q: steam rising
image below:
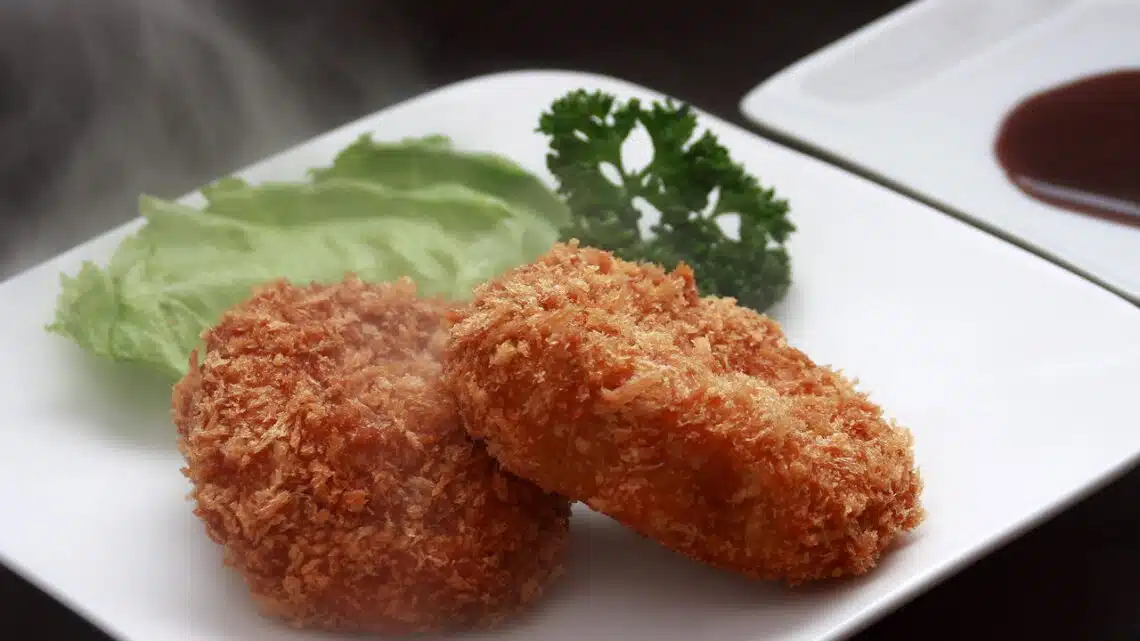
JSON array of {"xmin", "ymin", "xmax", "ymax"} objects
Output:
[{"xmin": 0, "ymin": 0, "xmax": 430, "ymax": 277}]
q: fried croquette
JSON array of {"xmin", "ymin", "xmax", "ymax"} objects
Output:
[
  {"xmin": 443, "ymin": 242, "xmax": 924, "ymax": 585},
  {"xmin": 171, "ymin": 276, "xmax": 570, "ymax": 633}
]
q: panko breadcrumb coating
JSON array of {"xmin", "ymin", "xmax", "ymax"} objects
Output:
[
  {"xmin": 443, "ymin": 242, "xmax": 924, "ymax": 584},
  {"xmin": 171, "ymin": 277, "xmax": 570, "ymax": 633}
]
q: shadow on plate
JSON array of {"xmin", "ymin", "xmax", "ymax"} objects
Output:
[
  {"xmin": 461, "ymin": 509, "xmax": 864, "ymax": 641},
  {"xmin": 146, "ymin": 497, "xmax": 274, "ymax": 638},
  {"xmin": 55, "ymin": 350, "xmax": 180, "ymax": 453}
]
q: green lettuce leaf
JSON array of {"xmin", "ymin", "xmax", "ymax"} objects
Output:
[
  {"xmin": 308, "ymin": 134, "xmax": 570, "ymax": 227},
  {"xmin": 47, "ymin": 136, "xmax": 565, "ymax": 379}
]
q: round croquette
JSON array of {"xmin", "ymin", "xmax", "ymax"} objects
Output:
[{"xmin": 172, "ymin": 276, "xmax": 570, "ymax": 633}]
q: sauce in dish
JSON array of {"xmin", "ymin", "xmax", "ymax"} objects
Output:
[{"xmin": 994, "ymin": 69, "xmax": 1140, "ymax": 227}]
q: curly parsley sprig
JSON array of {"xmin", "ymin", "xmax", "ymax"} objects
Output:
[{"xmin": 537, "ymin": 89, "xmax": 795, "ymax": 311}]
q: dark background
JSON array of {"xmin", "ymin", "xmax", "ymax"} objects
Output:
[{"xmin": 3, "ymin": 1, "xmax": 1139, "ymax": 639}]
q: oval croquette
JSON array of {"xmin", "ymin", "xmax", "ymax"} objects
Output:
[{"xmin": 443, "ymin": 242, "xmax": 924, "ymax": 585}]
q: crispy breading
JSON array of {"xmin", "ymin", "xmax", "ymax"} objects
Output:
[
  {"xmin": 443, "ymin": 241, "xmax": 924, "ymax": 584},
  {"xmin": 171, "ymin": 276, "xmax": 570, "ymax": 633}
]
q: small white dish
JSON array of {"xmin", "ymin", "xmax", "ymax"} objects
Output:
[
  {"xmin": 2, "ymin": 69, "xmax": 1140, "ymax": 641},
  {"xmin": 739, "ymin": 0, "xmax": 1140, "ymax": 301}
]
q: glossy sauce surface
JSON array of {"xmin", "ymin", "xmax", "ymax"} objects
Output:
[{"xmin": 994, "ymin": 69, "xmax": 1140, "ymax": 226}]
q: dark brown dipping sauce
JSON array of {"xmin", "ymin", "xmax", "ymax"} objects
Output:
[{"xmin": 994, "ymin": 69, "xmax": 1140, "ymax": 227}]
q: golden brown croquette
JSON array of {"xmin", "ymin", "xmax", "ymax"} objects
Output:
[
  {"xmin": 443, "ymin": 242, "xmax": 924, "ymax": 585},
  {"xmin": 172, "ymin": 276, "xmax": 570, "ymax": 633}
]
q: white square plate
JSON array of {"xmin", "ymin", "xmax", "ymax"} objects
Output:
[
  {"xmin": 739, "ymin": 0, "xmax": 1140, "ymax": 301},
  {"xmin": 2, "ymin": 69, "xmax": 1140, "ymax": 641}
]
